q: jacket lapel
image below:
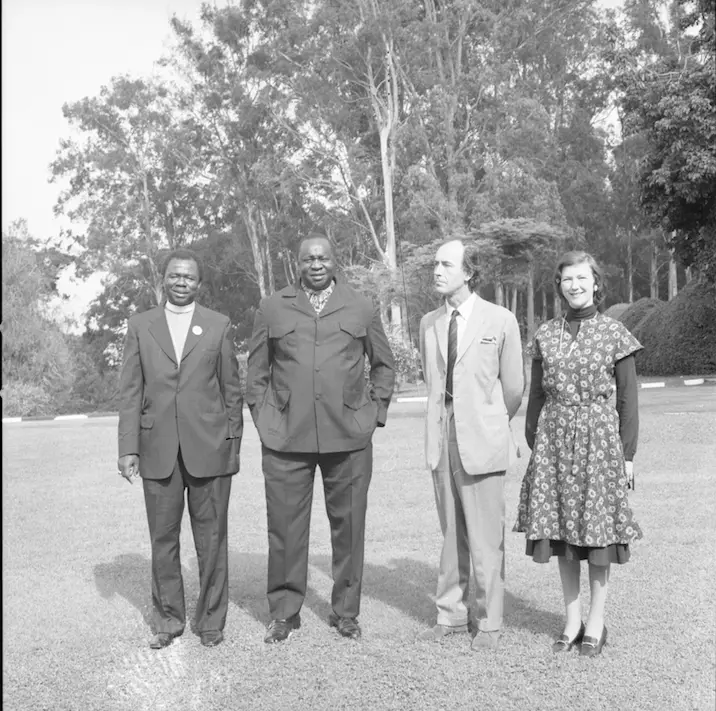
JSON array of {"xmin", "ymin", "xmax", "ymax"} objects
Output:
[
  {"xmin": 434, "ymin": 306, "xmax": 448, "ymax": 366},
  {"xmin": 181, "ymin": 305, "xmax": 208, "ymax": 362},
  {"xmin": 284, "ymin": 284, "xmax": 317, "ymax": 319},
  {"xmin": 319, "ymin": 282, "xmax": 347, "ymax": 318},
  {"xmin": 457, "ymin": 296, "xmax": 485, "ymax": 362},
  {"xmin": 149, "ymin": 309, "xmax": 177, "ymax": 365}
]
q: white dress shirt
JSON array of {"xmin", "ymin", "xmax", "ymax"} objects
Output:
[
  {"xmin": 164, "ymin": 301, "xmax": 196, "ymax": 362},
  {"xmin": 445, "ymin": 292, "xmax": 477, "ymax": 348}
]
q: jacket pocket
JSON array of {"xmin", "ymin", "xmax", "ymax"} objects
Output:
[
  {"xmin": 269, "ymin": 322, "xmax": 297, "ymax": 339},
  {"xmin": 269, "ymin": 388, "xmax": 291, "ymax": 411},
  {"xmin": 343, "ymin": 385, "xmax": 371, "ymax": 410},
  {"xmin": 340, "ymin": 322, "xmax": 367, "ymax": 339}
]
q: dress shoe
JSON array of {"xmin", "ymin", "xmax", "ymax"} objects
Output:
[
  {"xmin": 264, "ymin": 614, "xmax": 301, "ymax": 644},
  {"xmin": 200, "ymin": 630, "xmax": 224, "ymax": 647},
  {"xmin": 416, "ymin": 623, "xmax": 469, "ymax": 642},
  {"xmin": 580, "ymin": 625, "xmax": 608, "ymax": 657},
  {"xmin": 149, "ymin": 632, "xmax": 178, "ymax": 649},
  {"xmin": 470, "ymin": 630, "xmax": 502, "ymax": 651},
  {"xmin": 552, "ymin": 622, "xmax": 585, "ymax": 653},
  {"xmin": 329, "ymin": 614, "xmax": 361, "ymax": 640}
]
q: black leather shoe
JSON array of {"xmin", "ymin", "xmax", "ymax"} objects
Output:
[
  {"xmin": 200, "ymin": 630, "xmax": 224, "ymax": 647},
  {"xmin": 580, "ymin": 625, "xmax": 607, "ymax": 657},
  {"xmin": 149, "ymin": 632, "xmax": 178, "ymax": 649},
  {"xmin": 552, "ymin": 622, "xmax": 585, "ymax": 653},
  {"xmin": 329, "ymin": 614, "xmax": 361, "ymax": 640},
  {"xmin": 264, "ymin": 614, "xmax": 301, "ymax": 644}
]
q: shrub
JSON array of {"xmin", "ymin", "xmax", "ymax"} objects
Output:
[
  {"xmin": 1, "ymin": 380, "xmax": 54, "ymax": 417},
  {"xmin": 619, "ymin": 297, "xmax": 665, "ymax": 334},
  {"xmin": 387, "ymin": 333, "xmax": 422, "ymax": 385},
  {"xmin": 604, "ymin": 302, "xmax": 630, "ymax": 321},
  {"xmin": 632, "ymin": 281, "xmax": 716, "ymax": 375}
]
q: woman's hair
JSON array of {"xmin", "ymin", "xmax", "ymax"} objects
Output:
[{"xmin": 554, "ymin": 251, "xmax": 606, "ymax": 306}]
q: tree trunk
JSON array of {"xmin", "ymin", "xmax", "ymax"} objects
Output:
[
  {"xmin": 542, "ymin": 289, "xmax": 548, "ymax": 321},
  {"xmin": 668, "ymin": 251, "xmax": 678, "ymax": 300},
  {"xmin": 626, "ymin": 230, "xmax": 634, "ymax": 303},
  {"xmin": 141, "ymin": 170, "xmax": 163, "ymax": 305},
  {"xmin": 553, "ymin": 289, "xmax": 561, "ymax": 318},
  {"xmin": 526, "ymin": 264, "xmax": 535, "ymax": 340},
  {"xmin": 494, "ymin": 280, "xmax": 504, "ymax": 307},
  {"xmin": 510, "ymin": 286, "xmax": 517, "ymax": 315},
  {"xmin": 260, "ymin": 211, "xmax": 275, "ymax": 295},
  {"xmin": 650, "ymin": 240, "xmax": 659, "ymax": 299},
  {"xmin": 243, "ymin": 208, "xmax": 267, "ymax": 298},
  {"xmin": 685, "ymin": 266, "xmax": 692, "ymax": 283}
]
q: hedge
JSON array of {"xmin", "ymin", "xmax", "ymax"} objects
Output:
[{"xmin": 618, "ymin": 282, "xmax": 716, "ymax": 376}]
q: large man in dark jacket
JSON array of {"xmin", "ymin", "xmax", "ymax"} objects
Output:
[{"xmin": 247, "ymin": 234, "xmax": 395, "ymax": 642}]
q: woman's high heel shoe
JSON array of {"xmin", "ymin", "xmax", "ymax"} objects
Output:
[
  {"xmin": 552, "ymin": 622, "xmax": 585, "ymax": 653},
  {"xmin": 580, "ymin": 625, "xmax": 608, "ymax": 657}
]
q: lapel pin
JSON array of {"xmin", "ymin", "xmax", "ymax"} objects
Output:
[{"xmin": 192, "ymin": 325, "xmax": 203, "ymax": 336}]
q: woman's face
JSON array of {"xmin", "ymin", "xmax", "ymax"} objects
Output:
[{"xmin": 560, "ymin": 261, "xmax": 596, "ymax": 310}]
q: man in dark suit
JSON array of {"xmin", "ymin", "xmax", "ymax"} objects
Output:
[
  {"xmin": 117, "ymin": 248, "xmax": 243, "ymax": 649},
  {"xmin": 247, "ymin": 234, "xmax": 395, "ymax": 643}
]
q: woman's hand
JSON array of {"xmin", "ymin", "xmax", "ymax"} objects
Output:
[{"xmin": 625, "ymin": 461, "xmax": 634, "ymax": 490}]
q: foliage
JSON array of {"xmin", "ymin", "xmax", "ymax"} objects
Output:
[
  {"xmin": 631, "ymin": 280, "xmax": 716, "ymax": 375},
  {"xmin": 618, "ymin": 296, "xmax": 666, "ymax": 333},
  {"xmin": 386, "ymin": 331, "xmax": 422, "ymax": 384},
  {"xmin": 617, "ymin": 0, "xmax": 716, "ymax": 282},
  {"xmin": 603, "ymin": 302, "xmax": 630, "ymax": 320},
  {"xmin": 1, "ymin": 226, "xmax": 76, "ymax": 414}
]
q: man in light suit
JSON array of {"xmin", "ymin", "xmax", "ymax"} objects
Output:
[
  {"xmin": 418, "ymin": 239, "xmax": 523, "ymax": 650},
  {"xmin": 247, "ymin": 234, "xmax": 395, "ymax": 643},
  {"xmin": 117, "ymin": 249, "xmax": 243, "ymax": 649}
]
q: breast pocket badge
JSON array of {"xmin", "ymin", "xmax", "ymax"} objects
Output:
[{"xmin": 480, "ymin": 336, "xmax": 498, "ymax": 345}]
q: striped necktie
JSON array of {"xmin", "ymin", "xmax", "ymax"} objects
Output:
[{"xmin": 445, "ymin": 310, "xmax": 458, "ymax": 402}]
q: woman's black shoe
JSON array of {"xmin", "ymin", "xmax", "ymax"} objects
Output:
[
  {"xmin": 552, "ymin": 622, "xmax": 585, "ymax": 653},
  {"xmin": 580, "ymin": 625, "xmax": 607, "ymax": 657}
]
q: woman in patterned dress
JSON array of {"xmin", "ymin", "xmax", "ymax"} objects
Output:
[{"xmin": 514, "ymin": 251, "xmax": 643, "ymax": 657}]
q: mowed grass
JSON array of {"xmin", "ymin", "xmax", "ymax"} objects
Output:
[{"xmin": 3, "ymin": 391, "xmax": 715, "ymax": 711}]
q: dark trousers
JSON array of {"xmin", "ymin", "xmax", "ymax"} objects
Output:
[
  {"xmin": 262, "ymin": 444, "xmax": 373, "ymax": 621},
  {"xmin": 142, "ymin": 451, "xmax": 232, "ymax": 635}
]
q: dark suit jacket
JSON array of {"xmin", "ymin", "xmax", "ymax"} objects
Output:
[
  {"xmin": 118, "ymin": 304, "xmax": 243, "ymax": 479},
  {"xmin": 246, "ymin": 281, "xmax": 395, "ymax": 453}
]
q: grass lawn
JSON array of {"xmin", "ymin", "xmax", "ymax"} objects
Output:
[{"xmin": 3, "ymin": 391, "xmax": 715, "ymax": 711}]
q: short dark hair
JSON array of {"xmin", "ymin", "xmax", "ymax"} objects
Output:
[
  {"xmin": 161, "ymin": 248, "xmax": 204, "ymax": 282},
  {"xmin": 441, "ymin": 239, "xmax": 480, "ymax": 292},
  {"xmin": 554, "ymin": 251, "xmax": 606, "ymax": 305}
]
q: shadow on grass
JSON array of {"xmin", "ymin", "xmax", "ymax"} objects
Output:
[
  {"xmin": 227, "ymin": 551, "xmax": 270, "ymax": 624},
  {"xmin": 93, "ymin": 553, "xmax": 155, "ymax": 628},
  {"xmin": 306, "ymin": 555, "xmax": 563, "ymax": 637}
]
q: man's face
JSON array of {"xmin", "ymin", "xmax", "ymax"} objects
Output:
[
  {"xmin": 163, "ymin": 258, "xmax": 201, "ymax": 306},
  {"xmin": 433, "ymin": 241, "xmax": 469, "ymax": 298},
  {"xmin": 298, "ymin": 238, "xmax": 335, "ymax": 291}
]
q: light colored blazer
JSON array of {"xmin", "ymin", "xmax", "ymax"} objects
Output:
[{"xmin": 419, "ymin": 296, "xmax": 524, "ymax": 475}]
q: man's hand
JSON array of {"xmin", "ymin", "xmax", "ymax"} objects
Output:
[
  {"xmin": 625, "ymin": 461, "xmax": 634, "ymax": 490},
  {"xmin": 117, "ymin": 454, "xmax": 140, "ymax": 484}
]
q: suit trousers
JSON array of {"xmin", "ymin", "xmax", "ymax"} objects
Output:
[
  {"xmin": 262, "ymin": 444, "xmax": 373, "ymax": 621},
  {"xmin": 432, "ymin": 405, "xmax": 505, "ymax": 632},
  {"xmin": 142, "ymin": 450, "xmax": 232, "ymax": 635}
]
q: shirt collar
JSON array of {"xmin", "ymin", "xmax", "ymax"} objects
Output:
[
  {"xmin": 446, "ymin": 291, "xmax": 477, "ymax": 321},
  {"xmin": 165, "ymin": 301, "xmax": 196, "ymax": 315},
  {"xmin": 301, "ymin": 278, "xmax": 336, "ymax": 299}
]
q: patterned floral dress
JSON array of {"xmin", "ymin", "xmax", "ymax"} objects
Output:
[{"xmin": 514, "ymin": 313, "xmax": 643, "ymax": 564}]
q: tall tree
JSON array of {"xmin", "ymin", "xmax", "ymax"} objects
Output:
[{"xmin": 51, "ymin": 76, "xmax": 212, "ymax": 304}]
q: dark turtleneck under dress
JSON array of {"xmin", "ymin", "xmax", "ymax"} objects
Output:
[{"xmin": 521, "ymin": 304, "xmax": 640, "ymax": 565}]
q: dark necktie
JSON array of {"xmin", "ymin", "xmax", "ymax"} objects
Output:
[{"xmin": 445, "ymin": 310, "xmax": 458, "ymax": 403}]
